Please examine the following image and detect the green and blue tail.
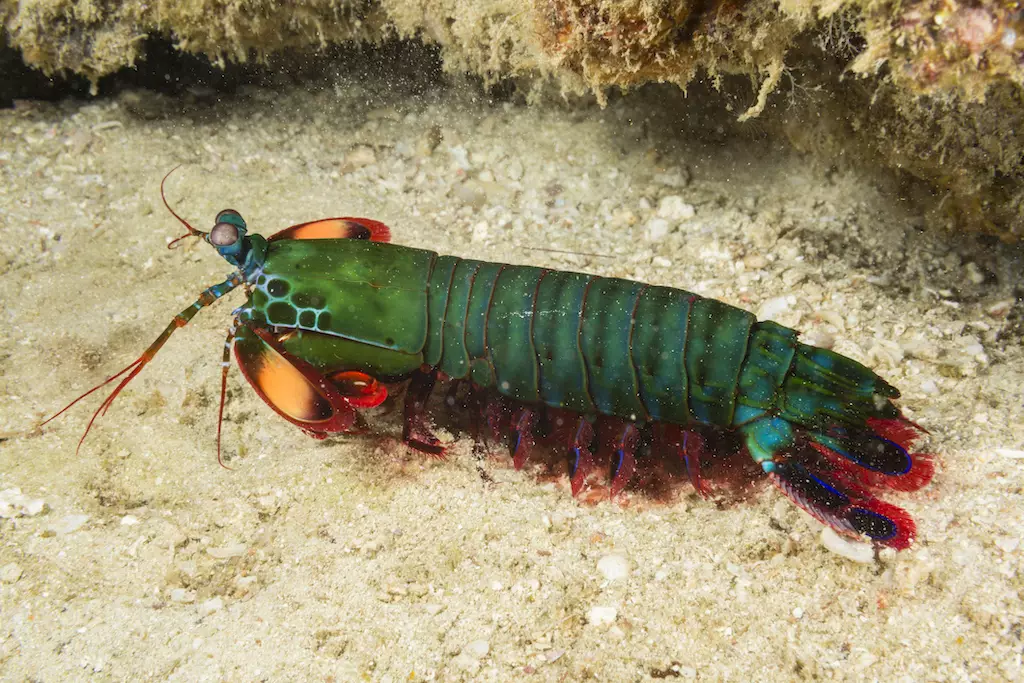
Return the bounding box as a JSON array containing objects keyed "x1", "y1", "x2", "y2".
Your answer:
[{"x1": 738, "y1": 323, "x2": 933, "y2": 549}]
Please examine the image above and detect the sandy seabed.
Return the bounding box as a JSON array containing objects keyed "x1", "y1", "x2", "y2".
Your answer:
[{"x1": 0, "y1": 69, "x2": 1022, "y2": 682}]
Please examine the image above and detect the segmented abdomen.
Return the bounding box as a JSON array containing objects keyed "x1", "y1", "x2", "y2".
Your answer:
[{"x1": 423, "y1": 256, "x2": 786, "y2": 429}]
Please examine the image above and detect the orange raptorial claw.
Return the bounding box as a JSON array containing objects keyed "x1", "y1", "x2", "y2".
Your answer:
[
  {"x1": 329, "y1": 370, "x2": 388, "y2": 408},
  {"x1": 234, "y1": 323, "x2": 358, "y2": 436}
]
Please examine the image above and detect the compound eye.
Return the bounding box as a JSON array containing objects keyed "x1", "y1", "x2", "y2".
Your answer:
[
  {"x1": 215, "y1": 209, "x2": 242, "y2": 224},
  {"x1": 210, "y1": 222, "x2": 239, "y2": 246}
]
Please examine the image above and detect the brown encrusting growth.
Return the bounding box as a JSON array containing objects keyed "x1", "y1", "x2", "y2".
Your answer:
[
  {"x1": 532, "y1": 0, "x2": 798, "y2": 110},
  {"x1": 1, "y1": 0, "x2": 1022, "y2": 236},
  {"x1": 854, "y1": 0, "x2": 1024, "y2": 98}
]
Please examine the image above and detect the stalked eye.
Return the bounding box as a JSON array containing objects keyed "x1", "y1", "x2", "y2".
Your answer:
[
  {"x1": 210, "y1": 222, "x2": 239, "y2": 246},
  {"x1": 215, "y1": 209, "x2": 242, "y2": 224}
]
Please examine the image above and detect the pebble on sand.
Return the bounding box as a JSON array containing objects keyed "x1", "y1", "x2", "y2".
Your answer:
[
  {"x1": 206, "y1": 542, "x2": 247, "y2": 559},
  {"x1": 657, "y1": 195, "x2": 695, "y2": 222},
  {"x1": 463, "y1": 639, "x2": 490, "y2": 659},
  {"x1": 452, "y1": 639, "x2": 489, "y2": 674},
  {"x1": 46, "y1": 514, "x2": 89, "y2": 536},
  {"x1": 199, "y1": 597, "x2": 224, "y2": 616},
  {"x1": 757, "y1": 295, "x2": 794, "y2": 322},
  {"x1": 0, "y1": 563, "x2": 23, "y2": 583},
  {"x1": 233, "y1": 575, "x2": 259, "y2": 595},
  {"x1": 820, "y1": 528, "x2": 875, "y2": 564},
  {"x1": 454, "y1": 180, "x2": 487, "y2": 209},
  {"x1": 587, "y1": 606, "x2": 618, "y2": 626},
  {"x1": 340, "y1": 145, "x2": 377, "y2": 173},
  {"x1": 0, "y1": 488, "x2": 47, "y2": 518},
  {"x1": 645, "y1": 217, "x2": 671, "y2": 241},
  {"x1": 596, "y1": 554, "x2": 630, "y2": 582},
  {"x1": 471, "y1": 220, "x2": 489, "y2": 242}
]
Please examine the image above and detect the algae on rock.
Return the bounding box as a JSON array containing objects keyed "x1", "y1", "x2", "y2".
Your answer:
[{"x1": 2, "y1": 0, "x2": 1022, "y2": 237}]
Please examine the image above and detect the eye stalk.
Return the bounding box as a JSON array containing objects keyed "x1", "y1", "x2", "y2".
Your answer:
[
  {"x1": 210, "y1": 222, "x2": 239, "y2": 246},
  {"x1": 207, "y1": 208, "x2": 251, "y2": 267},
  {"x1": 209, "y1": 208, "x2": 247, "y2": 248}
]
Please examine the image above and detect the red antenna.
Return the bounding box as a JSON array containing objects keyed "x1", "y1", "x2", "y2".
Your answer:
[{"x1": 161, "y1": 166, "x2": 207, "y2": 249}]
